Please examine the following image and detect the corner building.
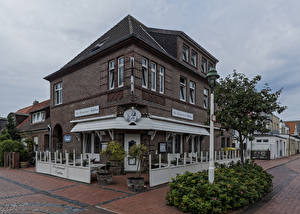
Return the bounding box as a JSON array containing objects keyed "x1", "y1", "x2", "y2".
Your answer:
[{"x1": 44, "y1": 15, "x2": 232, "y2": 171}]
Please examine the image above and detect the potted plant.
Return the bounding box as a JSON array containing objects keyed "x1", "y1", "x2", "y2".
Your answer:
[
  {"x1": 97, "y1": 141, "x2": 126, "y2": 185},
  {"x1": 127, "y1": 144, "x2": 148, "y2": 192}
]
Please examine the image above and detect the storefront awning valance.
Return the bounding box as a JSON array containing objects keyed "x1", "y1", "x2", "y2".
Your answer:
[{"x1": 71, "y1": 117, "x2": 209, "y2": 136}]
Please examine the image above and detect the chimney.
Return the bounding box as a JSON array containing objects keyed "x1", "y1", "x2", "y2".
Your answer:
[{"x1": 33, "y1": 100, "x2": 39, "y2": 105}]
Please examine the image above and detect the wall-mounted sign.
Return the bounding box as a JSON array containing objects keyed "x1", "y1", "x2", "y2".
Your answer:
[
  {"x1": 75, "y1": 106, "x2": 99, "y2": 117},
  {"x1": 64, "y1": 134, "x2": 72, "y2": 143},
  {"x1": 124, "y1": 108, "x2": 142, "y2": 125},
  {"x1": 172, "y1": 108, "x2": 194, "y2": 120}
]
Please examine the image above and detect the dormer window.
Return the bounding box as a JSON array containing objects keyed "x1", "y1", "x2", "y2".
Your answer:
[
  {"x1": 32, "y1": 111, "x2": 45, "y2": 124},
  {"x1": 182, "y1": 45, "x2": 189, "y2": 62}
]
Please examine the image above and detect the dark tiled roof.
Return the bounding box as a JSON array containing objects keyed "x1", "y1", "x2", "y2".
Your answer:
[
  {"x1": 17, "y1": 117, "x2": 50, "y2": 132},
  {"x1": 44, "y1": 15, "x2": 218, "y2": 81}
]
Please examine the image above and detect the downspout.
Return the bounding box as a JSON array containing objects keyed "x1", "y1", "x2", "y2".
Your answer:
[{"x1": 48, "y1": 124, "x2": 52, "y2": 153}]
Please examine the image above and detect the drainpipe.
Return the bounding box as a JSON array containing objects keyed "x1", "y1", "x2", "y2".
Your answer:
[{"x1": 48, "y1": 124, "x2": 52, "y2": 153}]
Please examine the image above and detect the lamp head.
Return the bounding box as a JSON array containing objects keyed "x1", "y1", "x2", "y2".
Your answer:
[{"x1": 206, "y1": 68, "x2": 220, "y2": 88}]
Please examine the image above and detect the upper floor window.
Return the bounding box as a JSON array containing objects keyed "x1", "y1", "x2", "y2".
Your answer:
[
  {"x1": 182, "y1": 45, "x2": 189, "y2": 62},
  {"x1": 189, "y1": 81, "x2": 195, "y2": 104},
  {"x1": 150, "y1": 62, "x2": 156, "y2": 91},
  {"x1": 118, "y1": 57, "x2": 124, "y2": 87},
  {"x1": 54, "y1": 82, "x2": 62, "y2": 106},
  {"x1": 109, "y1": 60, "x2": 115, "y2": 90},
  {"x1": 179, "y1": 77, "x2": 187, "y2": 101},
  {"x1": 142, "y1": 58, "x2": 148, "y2": 88},
  {"x1": 201, "y1": 57, "x2": 207, "y2": 73},
  {"x1": 209, "y1": 62, "x2": 214, "y2": 72},
  {"x1": 32, "y1": 111, "x2": 45, "y2": 124},
  {"x1": 203, "y1": 88, "x2": 208, "y2": 109},
  {"x1": 159, "y1": 66, "x2": 165, "y2": 94},
  {"x1": 191, "y1": 50, "x2": 197, "y2": 67}
]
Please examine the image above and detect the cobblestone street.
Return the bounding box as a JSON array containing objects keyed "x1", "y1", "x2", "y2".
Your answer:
[{"x1": 0, "y1": 155, "x2": 300, "y2": 214}]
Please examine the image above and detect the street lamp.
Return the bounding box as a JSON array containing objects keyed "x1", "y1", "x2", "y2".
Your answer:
[{"x1": 206, "y1": 68, "x2": 220, "y2": 184}]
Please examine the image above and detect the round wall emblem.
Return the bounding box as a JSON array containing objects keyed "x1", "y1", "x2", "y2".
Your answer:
[{"x1": 124, "y1": 108, "x2": 141, "y2": 125}]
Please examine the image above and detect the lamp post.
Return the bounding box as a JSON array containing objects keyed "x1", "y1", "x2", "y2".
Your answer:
[{"x1": 206, "y1": 68, "x2": 220, "y2": 184}]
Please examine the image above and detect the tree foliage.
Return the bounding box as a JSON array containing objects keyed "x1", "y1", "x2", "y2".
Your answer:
[
  {"x1": 214, "y1": 72, "x2": 286, "y2": 163},
  {"x1": 6, "y1": 114, "x2": 20, "y2": 141}
]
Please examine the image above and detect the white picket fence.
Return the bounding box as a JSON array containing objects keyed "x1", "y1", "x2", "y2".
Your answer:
[
  {"x1": 35, "y1": 151, "x2": 91, "y2": 183},
  {"x1": 149, "y1": 150, "x2": 248, "y2": 187}
]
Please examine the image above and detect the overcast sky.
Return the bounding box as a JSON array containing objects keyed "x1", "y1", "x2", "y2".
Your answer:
[{"x1": 0, "y1": 0, "x2": 299, "y2": 120}]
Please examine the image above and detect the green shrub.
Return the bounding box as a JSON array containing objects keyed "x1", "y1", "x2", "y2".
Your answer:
[
  {"x1": 166, "y1": 161, "x2": 273, "y2": 214},
  {"x1": 0, "y1": 139, "x2": 25, "y2": 166}
]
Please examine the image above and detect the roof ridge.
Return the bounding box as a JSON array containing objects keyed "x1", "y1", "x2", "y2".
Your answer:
[{"x1": 139, "y1": 25, "x2": 167, "y2": 53}]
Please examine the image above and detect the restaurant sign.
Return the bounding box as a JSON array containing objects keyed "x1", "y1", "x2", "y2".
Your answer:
[
  {"x1": 75, "y1": 106, "x2": 99, "y2": 117},
  {"x1": 172, "y1": 108, "x2": 194, "y2": 120}
]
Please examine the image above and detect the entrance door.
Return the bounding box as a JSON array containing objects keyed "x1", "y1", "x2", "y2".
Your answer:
[{"x1": 124, "y1": 134, "x2": 140, "y2": 172}]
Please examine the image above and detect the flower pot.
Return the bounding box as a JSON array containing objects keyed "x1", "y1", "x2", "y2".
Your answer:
[
  {"x1": 127, "y1": 177, "x2": 145, "y2": 192},
  {"x1": 20, "y1": 161, "x2": 29, "y2": 168},
  {"x1": 96, "y1": 172, "x2": 112, "y2": 185}
]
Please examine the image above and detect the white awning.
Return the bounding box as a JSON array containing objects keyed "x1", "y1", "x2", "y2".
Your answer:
[{"x1": 71, "y1": 117, "x2": 209, "y2": 136}]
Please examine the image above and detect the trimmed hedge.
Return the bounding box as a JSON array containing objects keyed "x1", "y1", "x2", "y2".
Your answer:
[{"x1": 166, "y1": 161, "x2": 273, "y2": 214}]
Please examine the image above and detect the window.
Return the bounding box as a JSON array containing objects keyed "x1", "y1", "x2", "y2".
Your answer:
[
  {"x1": 32, "y1": 111, "x2": 45, "y2": 124},
  {"x1": 189, "y1": 81, "x2": 195, "y2": 104},
  {"x1": 182, "y1": 45, "x2": 189, "y2": 62},
  {"x1": 201, "y1": 57, "x2": 207, "y2": 73},
  {"x1": 263, "y1": 139, "x2": 269, "y2": 142},
  {"x1": 191, "y1": 50, "x2": 197, "y2": 67},
  {"x1": 54, "y1": 82, "x2": 62, "y2": 105},
  {"x1": 118, "y1": 57, "x2": 124, "y2": 87},
  {"x1": 142, "y1": 58, "x2": 148, "y2": 88},
  {"x1": 108, "y1": 60, "x2": 115, "y2": 90},
  {"x1": 33, "y1": 136, "x2": 38, "y2": 152},
  {"x1": 150, "y1": 62, "x2": 156, "y2": 91},
  {"x1": 203, "y1": 88, "x2": 209, "y2": 109},
  {"x1": 256, "y1": 139, "x2": 262, "y2": 142},
  {"x1": 221, "y1": 137, "x2": 225, "y2": 148},
  {"x1": 179, "y1": 77, "x2": 187, "y2": 101},
  {"x1": 159, "y1": 66, "x2": 164, "y2": 94},
  {"x1": 209, "y1": 62, "x2": 214, "y2": 72},
  {"x1": 227, "y1": 137, "x2": 231, "y2": 147}
]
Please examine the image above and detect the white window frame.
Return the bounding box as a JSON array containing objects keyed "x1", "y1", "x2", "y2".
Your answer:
[
  {"x1": 182, "y1": 45, "x2": 189, "y2": 62},
  {"x1": 109, "y1": 60, "x2": 115, "y2": 90},
  {"x1": 118, "y1": 57, "x2": 124, "y2": 87},
  {"x1": 191, "y1": 50, "x2": 197, "y2": 67},
  {"x1": 142, "y1": 58, "x2": 148, "y2": 88},
  {"x1": 204, "y1": 88, "x2": 209, "y2": 109},
  {"x1": 180, "y1": 77, "x2": 187, "y2": 102},
  {"x1": 54, "y1": 82, "x2": 62, "y2": 106},
  {"x1": 159, "y1": 66, "x2": 165, "y2": 94},
  {"x1": 189, "y1": 81, "x2": 196, "y2": 104},
  {"x1": 32, "y1": 111, "x2": 46, "y2": 124},
  {"x1": 150, "y1": 62, "x2": 156, "y2": 91}
]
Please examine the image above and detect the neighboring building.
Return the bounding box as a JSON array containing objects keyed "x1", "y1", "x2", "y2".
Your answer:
[
  {"x1": 43, "y1": 15, "x2": 232, "y2": 171},
  {"x1": 10, "y1": 100, "x2": 50, "y2": 151},
  {"x1": 247, "y1": 115, "x2": 300, "y2": 159},
  {"x1": 0, "y1": 117, "x2": 7, "y2": 131}
]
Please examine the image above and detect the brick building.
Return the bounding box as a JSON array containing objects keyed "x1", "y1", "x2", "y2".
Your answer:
[
  {"x1": 10, "y1": 100, "x2": 50, "y2": 151},
  {"x1": 44, "y1": 15, "x2": 231, "y2": 171}
]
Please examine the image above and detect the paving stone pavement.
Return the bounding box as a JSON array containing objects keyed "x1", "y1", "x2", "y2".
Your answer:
[
  {"x1": 241, "y1": 155, "x2": 300, "y2": 214},
  {"x1": 1, "y1": 156, "x2": 300, "y2": 214}
]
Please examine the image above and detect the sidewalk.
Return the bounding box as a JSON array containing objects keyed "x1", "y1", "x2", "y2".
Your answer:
[{"x1": 254, "y1": 154, "x2": 300, "y2": 170}]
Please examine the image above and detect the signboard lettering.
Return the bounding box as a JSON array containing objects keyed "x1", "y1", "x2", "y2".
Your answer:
[
  {"x1": 172, "y1": 109, "x2": 194, "y2": 120},
  {"x1": 75, "y1": 106, "x2": 99, "y2": 117}
]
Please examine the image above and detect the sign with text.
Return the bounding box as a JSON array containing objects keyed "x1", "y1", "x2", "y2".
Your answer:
[
  {"x1": 75, "y1": 106, "x2": 99, "y2": 117},
  {"x1": 172, "y1": 108, "x2": 194, "y2": 120},
  {"x1": 64, "y1": 134, "x2": 72, "y2": 143}
]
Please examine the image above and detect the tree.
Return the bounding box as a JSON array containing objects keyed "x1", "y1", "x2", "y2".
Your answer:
[
  {"x1": 6, "y1": 114, "x2": 20, "y2": 141},
  {"x1": 214, "y1": 72, "x2": 286, "y2": 163}
]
